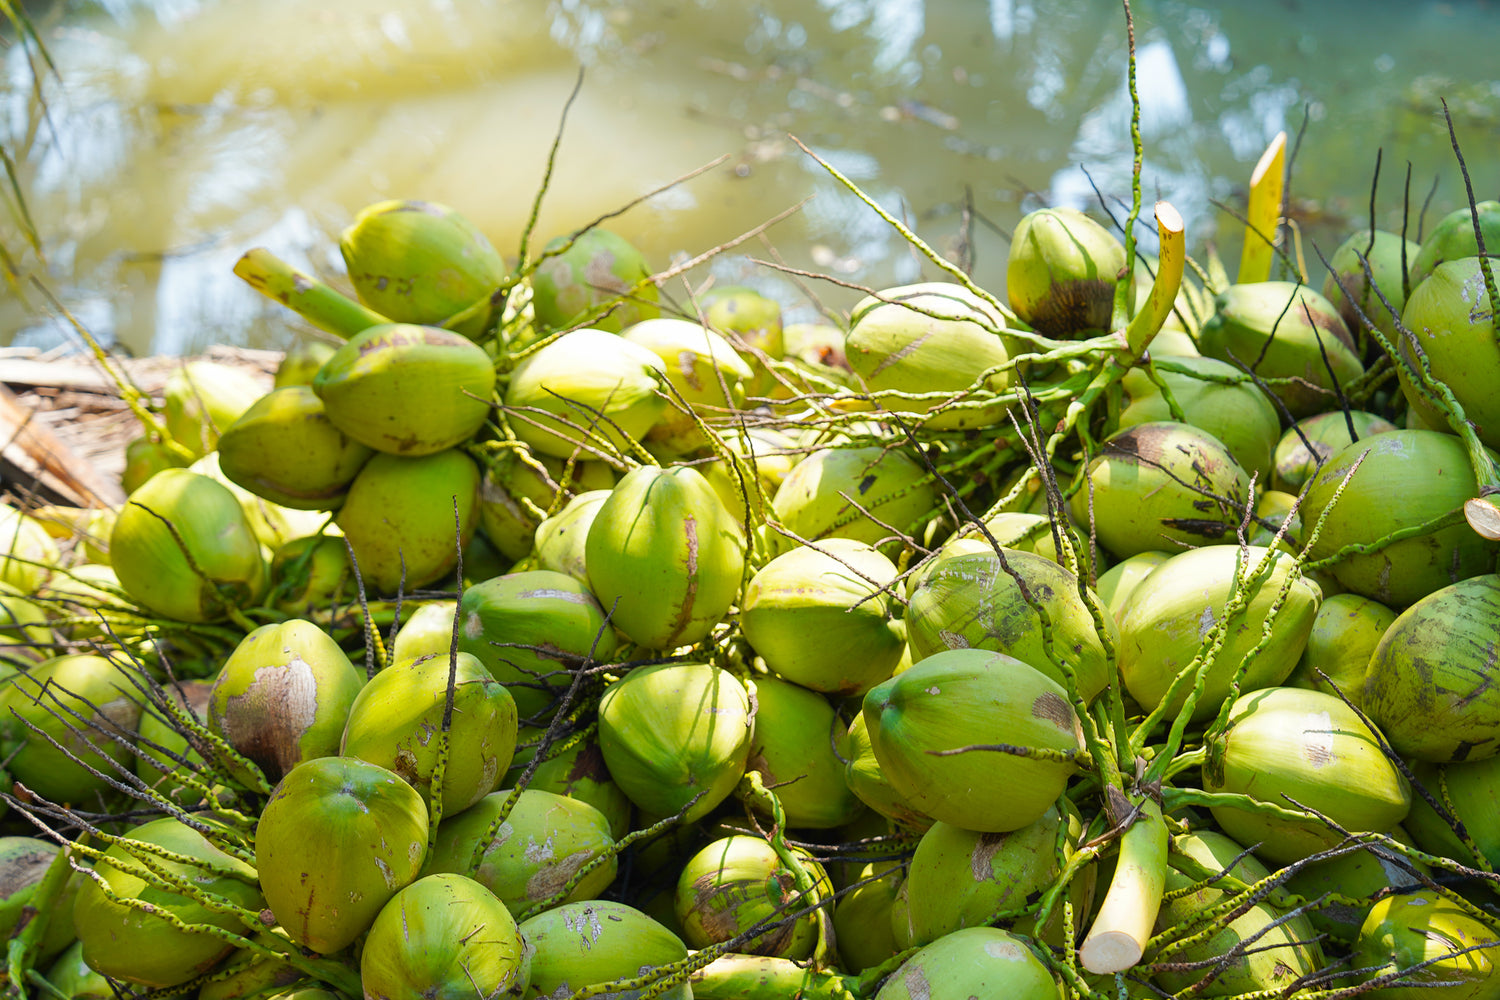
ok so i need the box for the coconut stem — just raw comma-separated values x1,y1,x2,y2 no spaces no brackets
1238,132,1286,284
5,837,75,995
1123,202,1186,359
1079,796,1167,974
233,248,388,340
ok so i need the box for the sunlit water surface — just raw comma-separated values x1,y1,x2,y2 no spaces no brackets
2,0,1498,355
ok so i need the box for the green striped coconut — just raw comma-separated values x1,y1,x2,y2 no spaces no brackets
1198,282,1363,418
769,445,937,555
1116,545,1321,722
1153,830,1323,996
1203,687,1411,865
904,548,1114,704
73,817,264,988
0,653,142,805
456,569,616,719
1300,430,1497,608
426,788,617,913
1272,410,1399,493
740,539,905,696
1007,207,1125,338
1364,575,1500,762
1285,592,1396,707
335,447,482,594
1069,422,1251,559
110,469,266,623
586,464,744,651
340,199,506,327
503,328,667,459
312,324,496,456
519,900,689,1000
874,927,1060,1000
162,360,265,459
361,874,530,1000
1398,257,1500,450
208,619,364,785
255,756,428,954
340,651,518,816
533,489,611,584
217,385,374,509
530,228,660,334
743,675,865,829
1119,356,1281,482
863,649,1084,833
675,834,832,960
845,282,1011,430
1354,890,1500,1000
1322,229,1421,344
597,662,752,822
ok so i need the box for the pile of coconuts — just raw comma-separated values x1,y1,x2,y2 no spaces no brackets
5,122,1500,1000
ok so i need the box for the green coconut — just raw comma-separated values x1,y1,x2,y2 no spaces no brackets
874,926,1060,1000
770,445,937,555
0,581,52,669
1119,356,1281,482
740,539,905,696
1364,575,1500,762
217,385,374,509
0,838,75,965
839,713,933,830
1069,421,1251,559
1322,229,1420,345
312,323,496,456
1093,550,1170,617
188,450,329,551
477,449,614,561
834,862,903,974
520,734,632,840
596,661,752,823
1301,430,1497,608
702,425,799,523
863,648,1083,833
73,817,265,988
621,317,754,454
845,282,1011,430
341,651,518,816
162,360,266,459
1204,687,1411,865
1152,829,1324,996
743,674,865,829
0,504,60,594
675,834,833,960
0,653,142,804
46,941,115,1000
701,284,784,392
361,873,530,1000
1116,545,1321,722
335,447,482,594
1398,257,1500,450
340,199,506,328
427,788,617,913
904,547,1115,705
1283,828,1428,947
208,619,364,785
274,339,337,388
1406,201,1500,292
121,435,191,495
1007,207,1126,337
586,464,744,650
533,489,611,584
1198,282,1363,418
1285,592,1396,707
267,533,354,619
110,469,267,622
457,569,616,720
519,900,690,1000
1354,889,1500,1000
1402,758,1500,871
254,756,428,954
530,228,660,334
1271,410,1400,493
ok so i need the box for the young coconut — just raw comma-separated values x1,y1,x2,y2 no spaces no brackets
1007,206,1127,337
1285,592,1397,707
834,861,903,973
742,674,865,829
874,926,1060,1000
161,360,266,459
1321,229,1420,346
1353,889,1500,1000
701,284,784,393
340,651,519,816
621,318,754,455
254,756,428,954
208,619,364,785
1271,409,1399,493
519,900,689,1000
1118,356,1281,483
1406,200,1500,292
312,323,496,456
674,834,833,961
862,648,1084,833
216,385,374,509
532,489,611,584
769,444,937,556
530,228,660,333
596,661,752,823
360,874,531,1000
1398,257,1500,450
585,464,744,651
0,504,61,594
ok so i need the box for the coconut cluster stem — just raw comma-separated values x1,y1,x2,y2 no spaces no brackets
1238,133,1287,284
233,248,387,339
1079,796,1168,974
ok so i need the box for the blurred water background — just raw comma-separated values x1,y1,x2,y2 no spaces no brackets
2,0,1498,356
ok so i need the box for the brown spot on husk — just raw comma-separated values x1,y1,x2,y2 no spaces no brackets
220,657,321,782
1031,691,1072,728
1160,517,1236,539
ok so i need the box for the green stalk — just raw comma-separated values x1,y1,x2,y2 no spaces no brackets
233,248,388,339
1078,796,1167,974
1238,133,1286,284
1124,202,1186,358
